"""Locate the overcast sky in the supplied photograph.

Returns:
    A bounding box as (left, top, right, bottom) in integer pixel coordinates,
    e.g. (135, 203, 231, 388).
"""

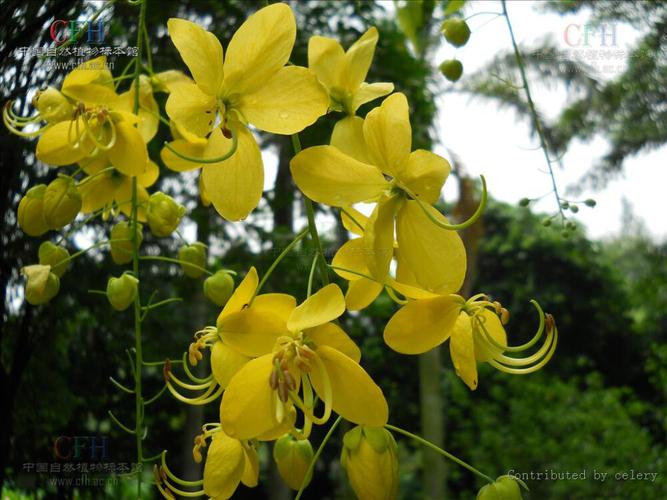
(432, 0, 665, 240)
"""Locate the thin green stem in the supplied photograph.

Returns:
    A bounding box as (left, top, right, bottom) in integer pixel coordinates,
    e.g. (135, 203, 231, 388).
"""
(294, 416, 342, 500)
(291, 134, 330, 286)
(501, 0, 566, 225)
(249, 229, 308, 303)
(138, 255, 212, 276)
(385, 424, 494, 484)
(307, 252, 318, 297)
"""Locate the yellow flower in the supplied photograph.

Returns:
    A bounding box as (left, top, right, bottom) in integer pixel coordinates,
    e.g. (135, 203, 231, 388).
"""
(308, 27, 394, 115)
(219, 284, 388, 440)
(22, 264, 60, 305)
(31, 57, 152, 176)
(291, 92, 466, 294)
(384, 292, 558, 390)
(161, 3, 328, 220)
(341, 426, 399, 500)
(477, 475, 526, 500)
(202, 430, 259, 499)
(273, 434, 314, 490)
(38, 242, 69, 278)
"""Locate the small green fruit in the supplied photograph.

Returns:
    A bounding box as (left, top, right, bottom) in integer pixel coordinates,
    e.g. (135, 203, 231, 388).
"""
(204, 271, 235, 307)
(440, 59, 463, 82)
(441, 18, 471, 47)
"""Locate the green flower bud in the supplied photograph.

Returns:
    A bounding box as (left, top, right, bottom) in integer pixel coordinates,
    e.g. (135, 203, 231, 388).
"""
(43, 176, 82, 229)
(273, 434, 314, 490)
(17, 184, 49, 236)
(32, 87, 73, 123)
(566, 221, 577, 230)
(541, 217, 552, 227)
(441, 18, 471, 47)
(178, 242, 207, 278)
(110, 221, 143, 265)
(560, 201, 570, 209)
(204, 270, 235, 307)
(477, 475, 524, 500)
(584, 198, 596, 207)
(341, 426, 398, 500)
(518, 198, 531, 207)
(106, 273, 139, 311)
(38, 241, 70, 278)
(146, 192, 185, 238)
(22, 264, 60, 305)
(569, 204, 579, 213)
(439, 59, 463, 82)
(561, 229, 570, 238)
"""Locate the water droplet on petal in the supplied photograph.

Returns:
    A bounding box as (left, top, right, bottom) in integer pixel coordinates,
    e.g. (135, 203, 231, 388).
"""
(279, 111, 289, 120)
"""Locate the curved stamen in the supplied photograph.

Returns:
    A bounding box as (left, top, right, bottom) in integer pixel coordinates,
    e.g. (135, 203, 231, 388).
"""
(168, 371, 213, 390)
(181, 352, 213, 384)
(82, 113, 116, 151)
(4, 101, 41, 122)
(488, 327, 558, 374)
(482, 300, 546, 353)
(163, 127, 238, 164)
(3, 108, 50, 137)
(166, 380, 222, 405)
(385, 285, 408, 304)
(161, 452, 204, 487)
(479, 320, 555, 367)
(411, 175, 487, 231)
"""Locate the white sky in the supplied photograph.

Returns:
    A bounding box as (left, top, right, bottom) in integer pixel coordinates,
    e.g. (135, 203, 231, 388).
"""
(432, 0, 666, 240)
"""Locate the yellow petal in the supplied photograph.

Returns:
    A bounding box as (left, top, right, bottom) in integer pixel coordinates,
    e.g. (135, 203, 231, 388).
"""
(107, 121, 147, 176)
(396, 201, 466, 294)
(160, 138, 207, 173)
(399, 150, 450, 205)
(211, 340, 251, 388)
(364, 196, 401, 280)
(78, 170, 116, 212)
(363, 92, 412, 177)
(351, 82, 394, 112)
(331, 116, 370, 163)
(332, 238, 370, 281)
(290, 145, 388, 207)
(202, 127, 264, 221)
(387, 277, 440, 300)
(165, 82, 217, 138)
(218, 267, 258, 322)
(220, 354, 282, 440)
(341, 206, 369, 236)
(61, 56, 117, 104)
(474, 309, 507, 362)
(308, 35, 344, 90)
(203, 431, 245, 499)
(342, 27, 379, 93)
(36, 120, 91, 165)
(253, 293, 297, 323)
(383, 296, 461, 354)
(450, 312, 478, 390)
(137, 160, 159, 188)
(287, 284, 345, 332)
(167, 18, 224, 97)
(241, 445, 260, 488)
(218, 308, 289, 358)
(113, 75, 159, 142)
(238, 66, 327, 135)
(223, 3, 296, 96)
(310, 346, 388, 426)
(345, 279, 383, 311)
(306, 322, 361, 362)
(152, 69, 193, 93)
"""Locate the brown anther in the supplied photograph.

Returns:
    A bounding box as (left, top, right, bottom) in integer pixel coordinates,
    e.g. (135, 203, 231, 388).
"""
(545, 313, 556, 332)
(279, 357, 289, 372)
(299, 345, 315, 359)
(500, 307, 510, 325)
(96, 108, 107, 122)
(188, 342, 202, 366)
(493, 301, 503, 315)
(277, 379, 289, 403)
(296, 358, 311, 372)
(274, 350, 285, 361)
(269, 367, 280, 390)
(222, 127, 233, 139)
(162, 359, 172, 382)
(283, 370, 296, 391)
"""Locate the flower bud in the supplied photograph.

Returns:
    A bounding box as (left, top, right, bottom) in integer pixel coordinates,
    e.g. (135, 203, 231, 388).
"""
(273, 434, 314, 490)
(178, 242, 207, 278)
(106, 273, 139, 311)
(38, 241, 70, 277)
(33, 87, 73, 123)
(146, 192, 185, 237)
(477, 475, 524, 500)
(18, 184, 49, 236)
(203, 270, 235, 307)
(43, 176, 82, 229)
(341, 426, 398, 500)
(584, 198, 596, 207)
(569, 204, 579, 213)
(110, 221, 143, 264)
(22, 264, 60, 305)
(518, 198, 530, 207)
(441, 18, 471, 47)
(439, 59, 463, 82)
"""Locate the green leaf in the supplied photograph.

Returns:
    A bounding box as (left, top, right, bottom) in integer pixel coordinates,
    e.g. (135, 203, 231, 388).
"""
(444, 0, 466, 15)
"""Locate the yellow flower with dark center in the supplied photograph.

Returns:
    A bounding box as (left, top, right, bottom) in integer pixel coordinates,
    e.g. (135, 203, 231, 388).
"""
(161, 3, 328, 220)
(218, 283, 388, 440)
(308, 27, 393, 114)
(291, 92, 467, 294)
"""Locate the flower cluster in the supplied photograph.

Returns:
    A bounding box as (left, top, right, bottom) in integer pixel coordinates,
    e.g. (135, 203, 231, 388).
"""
(6, 2, 556, 499)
